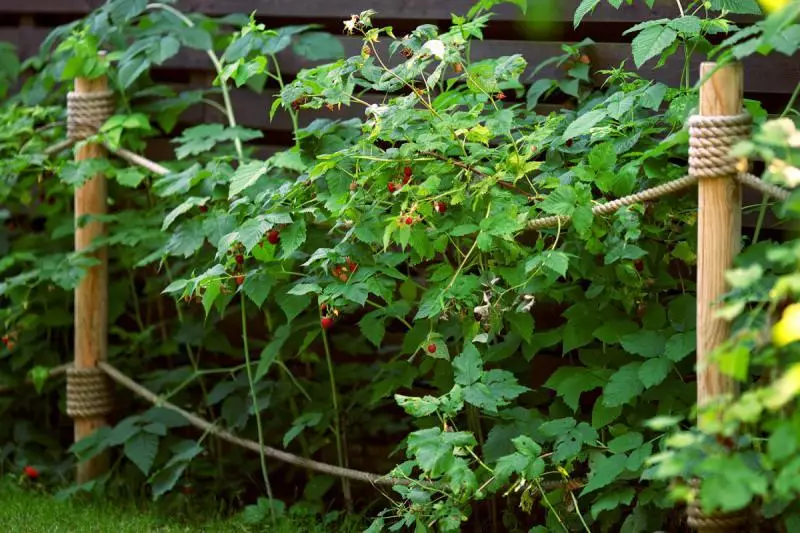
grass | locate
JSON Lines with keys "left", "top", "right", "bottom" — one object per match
{"left": 0, "top": 478, "right": 356, "bottom": 533}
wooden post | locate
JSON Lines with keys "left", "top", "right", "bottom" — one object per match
{"left": 696, "top": 61, "right": 743, "bottom": 415}
{"left": 74, "top": 72, "right": 110, "bottom": 483}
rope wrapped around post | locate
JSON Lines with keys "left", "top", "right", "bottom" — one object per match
{"left": 688, "top": 113, "right": 753, "bottom": 179}
{"left": 66, "top": 367, "right": 113, "bottom": 418}
{"left": 67, "top": 90, "right": 115, "bottom": 141}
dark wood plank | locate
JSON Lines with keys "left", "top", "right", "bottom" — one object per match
{"left": 3, "top": 27, "right": 794, "bottom": 96}
{"left": 0, "top": 0, "right": 688, "bottom": 23}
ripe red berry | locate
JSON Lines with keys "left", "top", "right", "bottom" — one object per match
{"left": 1, "top": 336, "right": 7, "bottom": 346}
{"left": 388, "top": 182, "right": 397, "bottom": 193}
{"left": 403, "top": 166, "right": 412, "bottom": 178}
{"left": 199, "top": 205, "right": 208, "bottom": 213}
{"left": 235, "top": 275, "right": 245, "bottom": 286}
{"left": 235, "top": 254, "right": 244, "bottom": 265}
{"left": 267, "top": 230, "right": 280, "bottom": 245}
{"left": 321, "top": 317, "right": 334, "bottom": 330}
{"left": 405, "top": 216, "right": 413, "bottom": 225}
{"left": 23, "top": 466, "right": 38, "bottom": 479}
{"left": 434, "top": 202, "right": 447, "bottom": 214}
{"left": 634, "top": 259, "right": 644, "bottom": 272}
{"left": 348, "top": 262, "right": 358, "bottom": 272}
{"left": 427, "top": 343, "right": 437, "bottom": 354}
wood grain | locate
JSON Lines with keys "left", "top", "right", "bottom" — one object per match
{"left": 696, "top": 62, "right": 743, "bottom": 415}
{"left": 73, "top": 72, "right": 110, "bottom": 483}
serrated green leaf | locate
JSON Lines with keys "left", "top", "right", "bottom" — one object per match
{"left": 124, "top": 432, "right": 159, "bottom": 476}
{"left": 631, "top": 24, "right": 678, "bottom": 68}
{"left": 229, "top": 161, "right": 268, "bottom": 198}
{"left": 562, "top": 110, "right": 608, "bottom": 140}
{"left": 603, "top": 363, "right": 643, "bottom": 407}
{"left": 582, "top": 453, "right": 627, "bottom": 495}
{"left": 639, "top": 357, "right": 672, "bottom": 388}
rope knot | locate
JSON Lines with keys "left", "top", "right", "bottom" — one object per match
{"left": 686, "top": 500, "right": 751, "bottom": 531}
{"left": 66, "top": 366, "right": 113, "bottom": 418}
{"left": 67, "top": 90, "right": 115, "bottom": 141}
{"left": 688, "top": 113, "right": 752, "bottom": 178}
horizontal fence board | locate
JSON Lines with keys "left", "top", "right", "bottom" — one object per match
{"left": 0, "top": 0, "right": 690, "bottom": 23}
{"left": 2, "top": 27, "right": 797, "bottom": 96}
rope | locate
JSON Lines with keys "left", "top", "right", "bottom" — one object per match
{"left": 67, "top": 90, "right": 115, "bottom": 141}
{"left": 66, "top": 367, "right": 113, "bottom": 418}
{"left": 527, "top": 174, "right": 699, "bottom": 230}
{"left": 98, "top": 362, "right": 405, "bottom": 487}
{"left": 689, "top": 114, "right": 752, "bottom": 178}
{"left": 737, "top": 172, "right": 791, "bottom": 201}
{"left": 0, "top": 363, "right": 70, "bottom": 394}
{"left": 108, "top": 145, "right": 171, "bottom": 176}
{"left": 686, "top": 500, "right": 751, "bottom": 531}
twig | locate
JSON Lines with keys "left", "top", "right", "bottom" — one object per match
{"left": 420, "top": 150, "right": 530, "bottom": 195}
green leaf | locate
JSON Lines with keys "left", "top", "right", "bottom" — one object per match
{"left": 592, "top": 402, "right": 622, "bottom": 429}
{"left": 453, "top": 344, "right": 482, "bottom": 386}
{"left": 162, "top": 197, "right": 208, "bottom": 230}
{"left": 236, "top": 217, "right": 271, "bottom": 252}
{"left": 768, "top": 422, "right": 798, "bottom": 462}
{"left": 507, "top": 312, "right": 534, "bottom": 343}
{"left": 229, "top": 161, "right": 268, "bottom": 198}
{"left": 256, "top": 324, "right": 291, "bottom": 381}
{"left": 118, "top": 57, "right": 149, "bottom": 89}
{"left": 620, "top": 330, "right": 666, "bottom": 358}
{"left": 591, "top": 487, "right": 636, "bottom": 519}
{"left": 280, "top": 219, "right": 306, "bottom": 257}
{"left": 631, "top": 24, "right": 678, "bottom": 68}
{"left": 29, "top": 366, "right": 50, "bottom": 394}
{"left": 396, "top": 395, "right": 440, "bottom": 417}
{"left": 150, "top": 463, "right": 188, "bottom": 499}
{"left": 153, "top": 35, "right": 180, "bottom": 65}
{"left": 718, "top": 345, "right": 750, "bottom": 381}
{"left": 638, "top": 357, "right": 671, "bottom": 388}
{"left": 275, "top": 288, "right": 310, "bottom": 323}
{"left": 544, "top": 367, "right": 606, "bottom": 411}
{"left": 574, "top": 0, "right": 601, "bottom": 27}
{"left": 562, "top": 110, "right": 608, "bottom": 140}
{"left": 124, "top": 432, "right": 159, "bottom": 476}
{"left": 359, "top": 310, "right": 386, "bottom": 347}
{"left": 283, "top": 412, "right": 323, "bottom": 448}
{"left": 526, "top": 250, "right": 569, "bottom": 277}
{"left": 665, "top": 331, "right": 695, "bottom": 362}
{"left": 582, "top": 453, "right": 627, "bottom": 495}
{"left": 708, "top": 0, "right": 761, "bottom": 14}
{"left": 668, "top": 16, "right": 702, "bottom": 35}
{"left": 607, "top": 432, "right": 644, "bottom": 454}
{"left": 292, "top": 32, "right": 345, "bottom": 60}
{"left": 539, "top": 186, "right": 576, "bottom": 216}
{"left": 593, "top": 319, "right": 639, "bottom": 344}
{"left": 242, "top": 271, "right": 274, "bottom": 307}
{"left": 115, "top": 168, "right": 146, "bottom": 188}
{"left": 603, "top": 363, "right": 643, "bottom": 407}
{"left": 588, "top": 142, "right": 616, "bottom": 172}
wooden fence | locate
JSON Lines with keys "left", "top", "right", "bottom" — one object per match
{"left": 0, "top": 0, "right": 798, "bottom": 224}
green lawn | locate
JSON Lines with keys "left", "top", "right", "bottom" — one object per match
{"left": 0, "top": 479, "right": 348, "bottom": 533}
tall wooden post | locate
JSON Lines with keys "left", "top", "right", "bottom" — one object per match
{"left": 74, "top": 72, "right": 110, "bottom": 482}
{"left": 696, "top": 62, "right": 743, "bottom": 416}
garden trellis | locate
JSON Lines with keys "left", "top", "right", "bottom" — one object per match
{"left": 14, "top": 56, "right": 792, "bottom": 531}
